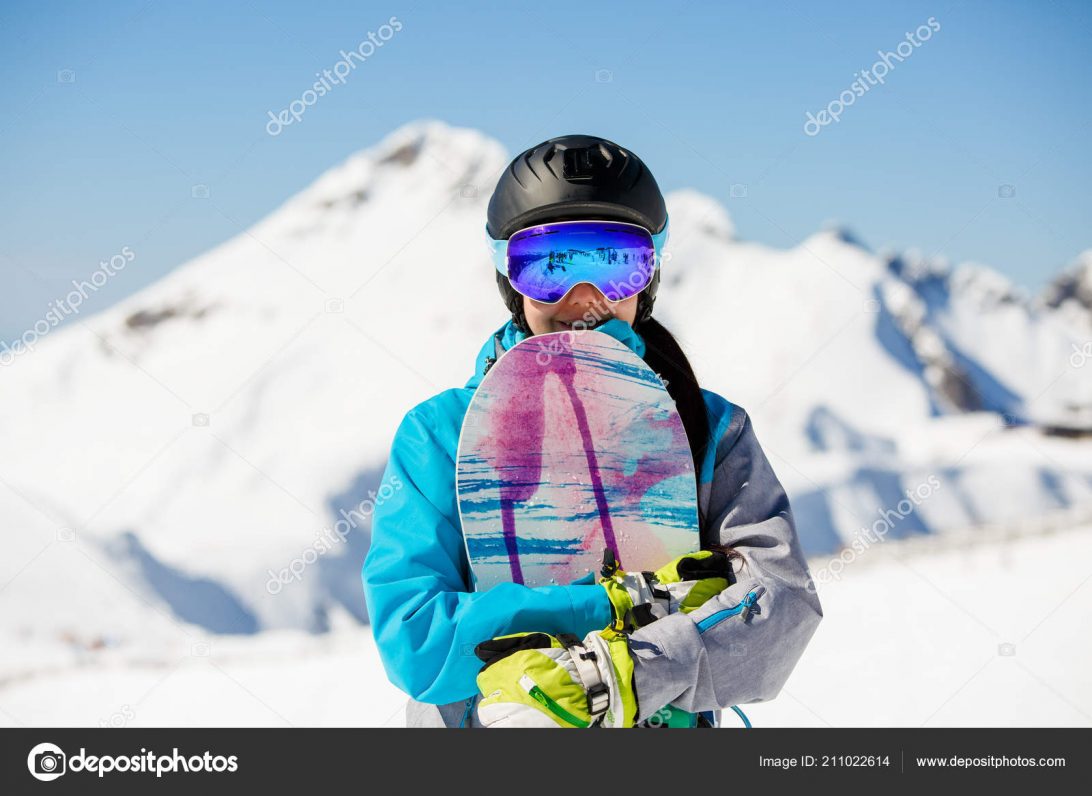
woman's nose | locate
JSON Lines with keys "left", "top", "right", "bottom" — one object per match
{"left": 565, "top": 282, "right": 606, "bottom": 305}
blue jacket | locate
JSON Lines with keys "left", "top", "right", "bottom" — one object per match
{"left": 362, "top": 318, "right": 822, "bottom": 725}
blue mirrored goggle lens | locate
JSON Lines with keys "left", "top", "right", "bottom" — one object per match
{"left": 504, "top": 222, "right": 657, "bottom": 304}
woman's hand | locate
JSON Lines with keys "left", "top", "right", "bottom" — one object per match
{"left": 599, "top": 549, "right": 733, "bottom": 631}
{"left": 470, "top": 551, "right": 734, "bottom": 728}
{"left": 474, "top": 629, "right": 638, "bottom": 728}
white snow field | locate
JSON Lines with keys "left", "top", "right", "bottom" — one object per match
{"left": 1, "top": 522, "right": 1087, "bottom": 727}
{"left": 746, "top": 521, "right": 1092, "bottom": 728}
{"left": 1, "top": 119, "right": 1090, "bottom": 726}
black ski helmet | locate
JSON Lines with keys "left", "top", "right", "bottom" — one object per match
{"left": 487, "top": 135, "right": 668, "bottom": 332}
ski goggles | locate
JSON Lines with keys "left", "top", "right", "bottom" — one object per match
{"left": 489, "top": 219, "right": 669, "bottom": 304}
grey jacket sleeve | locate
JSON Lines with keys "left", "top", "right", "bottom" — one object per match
{"left": 628, "top": 406, "right": 823, "bottom": 721}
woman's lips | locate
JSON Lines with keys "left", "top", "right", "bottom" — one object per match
{"left": 556, "top": 317, "right": 610, "bottom": 330}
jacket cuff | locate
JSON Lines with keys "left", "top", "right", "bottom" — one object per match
{"left": 561, "top": 584, "right": 612, "bottom": 635}
{"left": 629, "top": 611, "right": 706, "bottom": 721}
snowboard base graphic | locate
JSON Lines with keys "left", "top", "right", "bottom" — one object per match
{"left": 457, "top": 330, "right": 700, "bottom": 591}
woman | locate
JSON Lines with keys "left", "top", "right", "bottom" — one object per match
{"left": 362, "top": 135, "right": 822, "bottom": 728}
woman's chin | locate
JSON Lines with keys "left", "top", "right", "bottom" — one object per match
{"left": 551, "top": 317, "right": 613, "bottom": 333}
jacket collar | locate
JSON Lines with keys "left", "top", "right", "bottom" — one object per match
{"left": 465, "top": 318, "right": 647, "bottom": 390}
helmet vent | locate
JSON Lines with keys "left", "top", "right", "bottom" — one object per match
{"left": 562, "top": 144, "right": 610, "bottom": 181}
{"left": 520, "top": 150, "right": 539, "bottom": 185}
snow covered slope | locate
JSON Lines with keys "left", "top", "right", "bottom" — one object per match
{"left": 2, "top": 120, "right": 1090, "bottom": 655}
{"left": 746, "top": 522, "right": 1092, "bottom": 727}
{"left": 2, "top": 525, "right": 1088, "bottom": 727}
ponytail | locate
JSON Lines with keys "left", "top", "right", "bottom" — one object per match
{"left": 634, "top": 316, "right": 714, "bottom": 535}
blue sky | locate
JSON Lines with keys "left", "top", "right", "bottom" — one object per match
{"left": 2, "top": 0, "right": 1090, "bottom": 343}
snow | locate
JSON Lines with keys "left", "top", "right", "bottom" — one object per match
{"left": 0, "top": 622, "right": 408, "bottom": 728}
{"left": 1, "top": 118, "right": 1090, "bottom": 725}
{"left": 746, "top": 523, "right": 1092, "bottom": 727}
{"left": 1039, "top": 249, "right": 1092, "bottom": 335}
{"left": 2, "top": 525, "right": 1087, "bottom": 727}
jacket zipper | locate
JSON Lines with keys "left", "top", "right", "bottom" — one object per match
{"left": 696, "top": 586, "right": 765, "bottom": 634}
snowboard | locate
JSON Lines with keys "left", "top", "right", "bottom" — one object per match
{"left": 456, "top": 329, "right": 700, "bottom": 591}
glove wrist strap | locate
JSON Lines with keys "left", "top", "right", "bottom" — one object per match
{"left": 556, "top": 634, "right": 610, "bottom": 721}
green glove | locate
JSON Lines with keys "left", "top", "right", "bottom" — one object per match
{"left": 474, "top": 629, "right": 638, "bottom": 728}
{"left": 599, "top": 549, "right": 733, "bottom": 632}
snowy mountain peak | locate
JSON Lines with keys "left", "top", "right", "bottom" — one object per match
{"left": 883, "top": 248, "right": 951, "bottom": 284}
{"left": 949, "top": 262, "right": 1027, "bottom": 309}
{"left": 2, "top": 120, "right": 1090, "bottom": 650}
{"left": 282, "top": 119, "right": 508, "bottom": 224}
{"left": 665, "top": 189, "right": 735, "bottom": 241}
{"left": 1040, "top": 249, "right": 1092, "bottom": 333}
{"left": 364, "top": 118, "right": 507, "bottom": 186}
{"left": 818, "top": 222, "right": 871, "bottom": 251}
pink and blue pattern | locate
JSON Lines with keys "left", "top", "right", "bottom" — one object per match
{"left": 457, "top": 331, "right": 699, "bottom": 591}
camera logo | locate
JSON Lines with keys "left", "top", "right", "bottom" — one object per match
{"left": 27, "top": 742, "right": 66, "bottom": 782}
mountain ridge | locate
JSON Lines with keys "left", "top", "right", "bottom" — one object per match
{"left": 2, "top": 119, "right": 1090, "bottom": 650}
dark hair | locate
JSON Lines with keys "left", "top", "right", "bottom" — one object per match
{"left": 636, "top": 317, "right": 742, "bottom": 568}
{"left": 632, "top": 316, "right": 716, "bottom": 534}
